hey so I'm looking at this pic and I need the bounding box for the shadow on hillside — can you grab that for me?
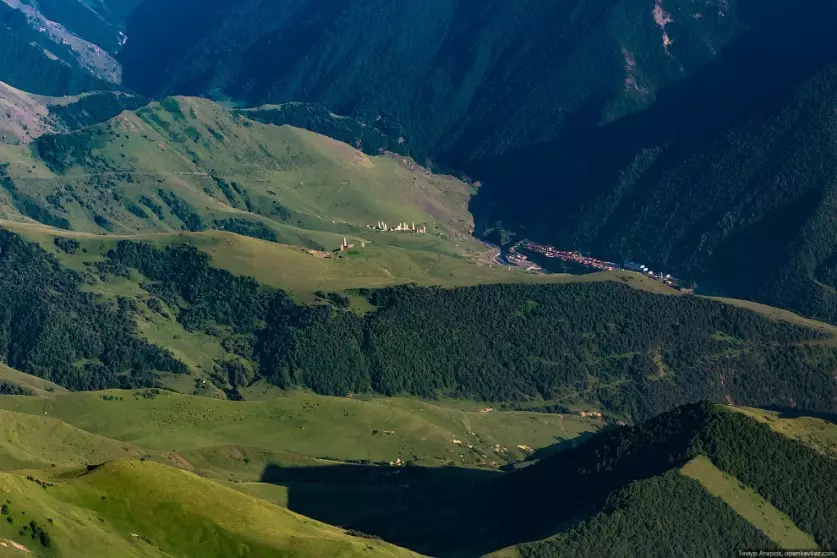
[259,462,499,528]
[527,430,599,462]
[767,406,837,424]
[258,405,711,556]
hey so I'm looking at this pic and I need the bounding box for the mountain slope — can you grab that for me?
[0,459,419,557]
[0,408,143,469]
[488,25,837,324]
[731,406,837,459]
[0,0,124,94]
[367,403,837,556]
[681,455,817,550]
[0,80,60,143]
[0,390,833,557]
[0,228,189,390]
[514,470,777,558]
[1,97,479,253]
[0,389,602,472]
[11,0,137,54]
[0,363,66,396]
[0,80,147,144]
[119,0,743,165]
[0,95,507,297]
[115,0,837,324]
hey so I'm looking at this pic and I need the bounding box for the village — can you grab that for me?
[331,220,430,252]
[366,221,428,234]
[501,240,691,290]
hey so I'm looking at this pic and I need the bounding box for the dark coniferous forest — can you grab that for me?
[0,232,186,389]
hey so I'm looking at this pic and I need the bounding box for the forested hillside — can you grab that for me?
[119,0,743,163]
[240,103,410,159]
[0,6,111,96]
[47,91,149,130]
[0,230,186,389]
[254,280,837,418]
[0,83,149,144]
[0,0,126,94]
[16,0,139,54]
[5,234,830,420]
[486,7,837,325]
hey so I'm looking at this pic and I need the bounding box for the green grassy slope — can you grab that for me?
[1,97,478,252]
[730,406,837,459]
[0,364,66,397]
[0,220,560,302]
[0,388,600,557]
[0,409,142,470]
[0,390,603,474]
[0,95,561,302]
[681,455,817,550]
[0,460,420,558]
[0,393,831,558]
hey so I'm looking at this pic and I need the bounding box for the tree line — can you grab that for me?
[101,240,837,421]
[4,234,837,422]
[0,232,187,391]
